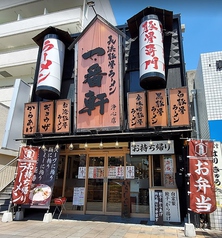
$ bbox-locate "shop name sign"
[130,140,174,155]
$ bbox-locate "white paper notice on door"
[73,187,85,206]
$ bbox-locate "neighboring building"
[193,52,222,230]
[194,51,222,142]
[7,4,193,223]
[0,0,116,165]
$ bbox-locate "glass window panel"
[126,154,149,214]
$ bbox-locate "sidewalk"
[1,213,222,238]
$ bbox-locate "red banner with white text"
[189,140,216,213]
[12,146,39,204]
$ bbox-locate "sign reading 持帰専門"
[76,17,122,132]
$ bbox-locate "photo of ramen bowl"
[29,184,51,205]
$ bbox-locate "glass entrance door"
[86,156,105,212]
[86,154,124,214]
[106,156,124,213]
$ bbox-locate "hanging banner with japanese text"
[76,17,121,131]
[169,87,190,126]
[212,141,222,207]
[12,146,39,204]
[29,147,60,208]
[189,140,216,213]
[127,91,147,129]
[147,89,168,127]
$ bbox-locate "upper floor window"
[216,60,222,71]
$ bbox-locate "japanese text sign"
[30,147,60,208]
[169,87,190,126]
[139,15,165,81]
[189,140,216,213]
[55,99,71,133]
[76,18,120,131]
[131,140,174,155]
[12,146,39,204]
[127,92,147,129]
[147,89,168,127]
[212,141,222,207]
[39,101,54,134]
[23,102,38,135]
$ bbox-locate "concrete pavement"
[1,213,222,238]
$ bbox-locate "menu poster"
[164,157,173,173]
[78,167,86,179]
[88,167,104,179]
[73,187,85,206]
[108,166,116,178]
[126,166,135,179]
[149,188,181,222]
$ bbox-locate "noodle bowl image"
[29,184,51,205]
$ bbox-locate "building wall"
[195,51,222,141]
[0,0,116,163]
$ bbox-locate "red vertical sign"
[12,146,39,204]
[189,140,216,213]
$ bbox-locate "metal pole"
[191,89,200,139]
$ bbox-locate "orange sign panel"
[39,101,54,134]
[127,92,147,129]
[147,89,168,127]
[55,99,71,133]
[23,102,38,135]
[76,18,120,131]
[169,87,190,126]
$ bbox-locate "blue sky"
[110,0,222,71]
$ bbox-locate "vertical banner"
[29,147,60,208]
[39,101,54,134]
[169,87,190,126]
[189,140,216,213]
[23,102,38,135]
[127,92,147,129]
[12,146,39,204]
[212,141,222,207]
[147,89,168,127]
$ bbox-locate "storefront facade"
[52,139,181,221]
[17,6,191,223]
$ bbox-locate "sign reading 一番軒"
[130,140,174,155]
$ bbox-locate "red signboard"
[189,140,216,213]
[12,146,39,204]
[76,18,121,131]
